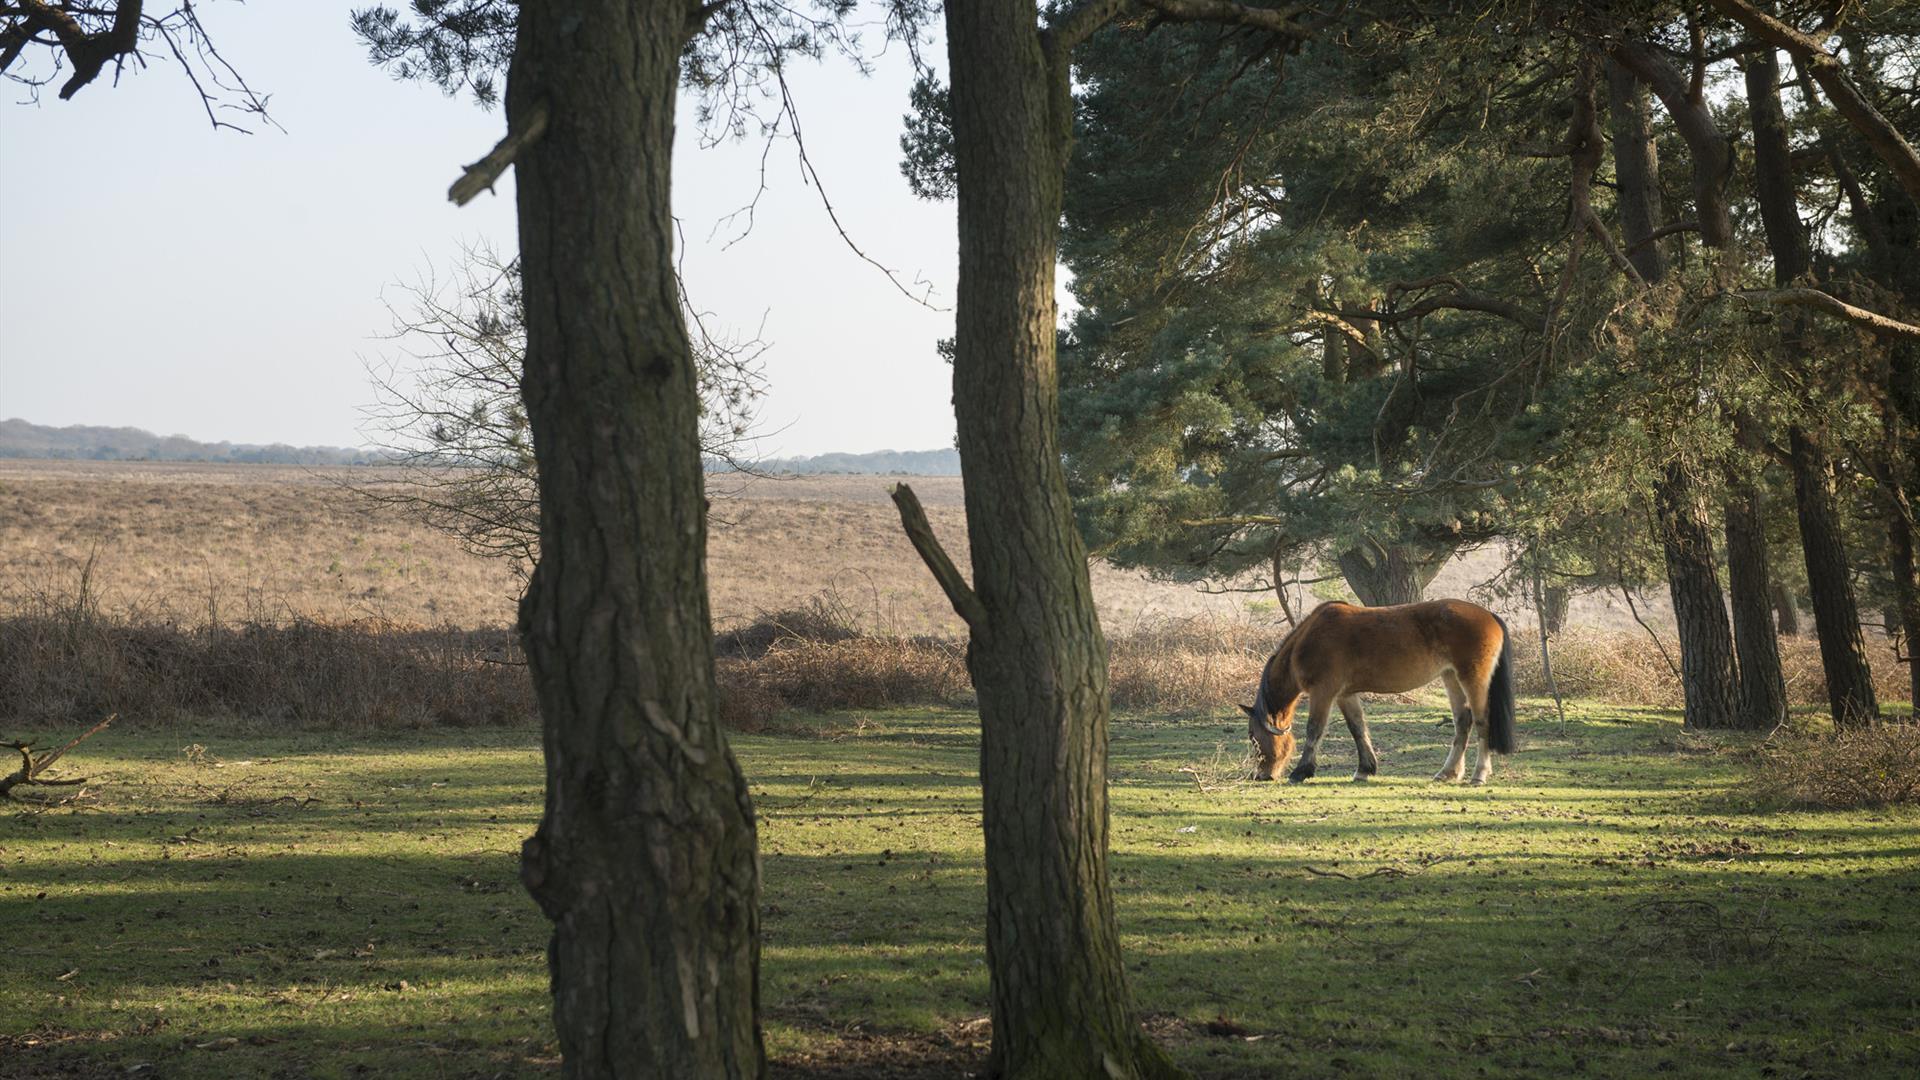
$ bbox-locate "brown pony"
[1239,599,1516,784]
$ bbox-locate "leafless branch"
[4,2,274,130]
[449,99,549,206]
[1719,288,1920,342]
[2,713,115,799]
[891,482,987,633]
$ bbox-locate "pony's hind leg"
[1462,663,1497,785]
[1339,695,1379,781]
[1288,693,1336,783]
[1433,671,1471,782]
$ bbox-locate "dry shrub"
[5,562,1903,734]
[713,681,788,732]
[1745,724,1920,808]
[1107,615,1267,712]
[717,637,968,715]
[1509,628,1684,707]
[1508,628,1908,709]
[713,594,864,658]
[0,571,533,731]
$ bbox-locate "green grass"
[5,702,1917,1078]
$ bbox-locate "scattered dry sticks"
[1,713,115,799]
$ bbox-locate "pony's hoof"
[1431,771,1460,783]
[1351,772,1370,783]
[1469,777,1489,787]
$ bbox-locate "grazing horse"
[1239,599,1516,784]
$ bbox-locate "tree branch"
[1,713,115,799]
[15,0,142,100]
[449,99,550,206]
[1044,0,1127,55]
[1721,288,1920,342]
[1336,293,1543,330]
[1608,37,1734,249]
[1627,219,1700,252]
[891,483,987,633]
[1178,514,1290,528]
[1706,0,1920,206]
[1137,0,1318,39]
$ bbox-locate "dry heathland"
[0,460,1907,733]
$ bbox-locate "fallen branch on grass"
[1302,864,1413,880]
[1,713,115,799]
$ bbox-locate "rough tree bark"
[1707,0,1920,207]
[1656,464,1738,729]
[1772,581,1802,637]
[1746,43,1880,728]
[1886,343,1920,706]
[1789,426,1881,727]
[1889,509,1920,706]
[926,1,1181,1075]
[507,2,765,1076]
[1541,585,1571,636]
[1723,483,1788,729]
[1607,57,1739,728]
[1336,541,1440,607]
[1604,58,1666,283]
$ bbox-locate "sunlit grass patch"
[4,703,1917,1078]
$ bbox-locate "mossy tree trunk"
[508,2,765,1075]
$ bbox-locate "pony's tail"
[1487,616,1517,754]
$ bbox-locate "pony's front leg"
[1339,696,1379,781]
[1433,672,1470,782]
[1288,694,1334,783]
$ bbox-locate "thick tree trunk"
[1542,584,1571,636]
[939,3,1178,1076]
[1724,485,1788,729]
[1748,48,1881,728]
[1789,427,1881,727]
[1336,542,1441,607]
[1605,58,1666,282]
[1611,59,1738,728]
[1887,473,1920,709]
[1772,581,1802,637]
[1655,466,1737,729]
[508,4,765,1076]
[1885,344,1920,707]
[1610,39,1733,252]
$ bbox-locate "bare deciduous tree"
[2,0,273,130]
[359,245,767,575]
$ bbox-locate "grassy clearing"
[5,703,1917,1078]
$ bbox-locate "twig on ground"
[2,713,116,799]
[1303,864,1413,880]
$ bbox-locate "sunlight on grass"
[4,702,1916,1077]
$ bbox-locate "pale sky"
[0,5,959,457]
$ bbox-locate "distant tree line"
[0,420,388,466]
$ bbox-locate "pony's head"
[1240,677,1294,782]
